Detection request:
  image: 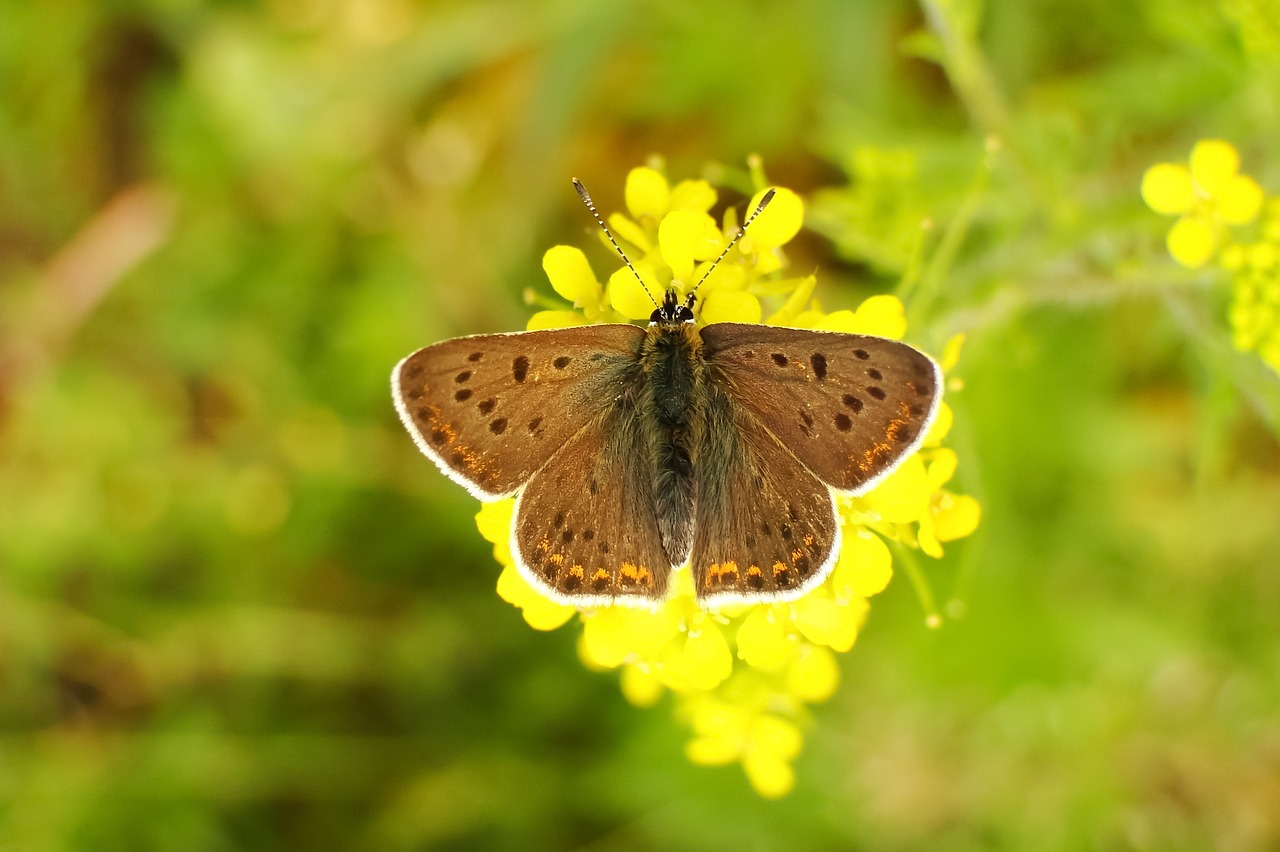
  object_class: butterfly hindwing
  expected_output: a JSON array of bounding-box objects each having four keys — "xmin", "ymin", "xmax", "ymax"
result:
[
  {"xmin": 691, "ymin": 387, "xmax": 840, "ymax": 605},
  {"xmin": 700, "ymin": 323, "xmax": 942, "ymax": 494},
  {"xmin": 392, "ymin": 324, "xmax": 645, "ymax": 499},
  {"xmin": 511, "ymin": 403, "xmax": 671, "ymax": 606}
]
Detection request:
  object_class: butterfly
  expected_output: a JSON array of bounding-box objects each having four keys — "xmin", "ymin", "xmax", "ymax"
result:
[{"xmin": 392, "ymin": 182, "xmax": 942, "ymax": 608}]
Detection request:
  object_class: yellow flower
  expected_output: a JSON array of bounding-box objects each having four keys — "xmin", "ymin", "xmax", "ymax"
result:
[
  {"xmin": 473, "ymin": 162, "xmax": 980, "ymax": 798},
  {"xmin": 1226, "ymin": 199, "xmax": 1280, "ymax": 374},
  {"xmin": 1139, "ymin": 146, "xmax": 1280, "ymax": 377},
  {"xmin": 480, "ymin": 500, "xmax": 577, "ymax": 630},
  {"xmin": 537, "ymin": 175, "xmax": 798, "ymax": 324},
  {"xmin": 1142, "ymin": 139, "xmax": 1264, "ymax": 268}
]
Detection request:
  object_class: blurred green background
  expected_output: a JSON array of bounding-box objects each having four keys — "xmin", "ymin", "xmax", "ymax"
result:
[{"xmin": 3, "ymin": 0, "xmax": 1280, "ymax": 849}]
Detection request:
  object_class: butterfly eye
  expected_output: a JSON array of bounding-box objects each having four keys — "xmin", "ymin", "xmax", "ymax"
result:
[
  {"xmin": 649, "ymin": 307, "xmax": 664, "ymax": 324},
  {"xmin": 676, "ymin": 305, "xmax": 695, "ymax": 323}
]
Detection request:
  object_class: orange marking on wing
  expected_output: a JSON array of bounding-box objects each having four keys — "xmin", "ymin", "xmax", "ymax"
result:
[
  {"xmin": 590, "ymin": 567, "xmax": 610, "ymax": 584},
  {"xmin": 803, "ymin": 534, "xmax": 815, "ymax": 547},
  {"xmin": 706, "ymin": 561, "xmax": 742, "ymax": 588},
  {"xmin": 548, "ymin": 553, "xmax": 564, "ymax": 567},
  {"xmin": 636, "ymin": 566, "xmax": 653, "ymax": 587},
  {"xmin": 568, "ymin": 564, "xmax": 585, "ymax": 580},
  {"xmin": 619, "ymin": 563, "xmax": 639, "ymax": 585},
  {"xmin": 421, "ymin": 403, "xmax": 494, "ymax": 480},
  {"xmin": 772, "ymin": 560, "xmax": 788, "ymax": 577},
  {"xmin": 747, "ymin": 565, "xmax": 763, "ymax": 580},
  {"xmin": 853, "ymin": 402, "xmax": 916, "ymax": 474},
  {"xmin": 791, "ymin": 548, "xmax": 803, "ymax": 563}
]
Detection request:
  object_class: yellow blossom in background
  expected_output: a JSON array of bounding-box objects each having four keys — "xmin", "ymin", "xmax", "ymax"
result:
[
  {"xmin": 1141, "ymin": 139, "xmax": 1263, "ymax": 268},
  {"xmin": 1223, "ymin": 199, "xmax": 1280, "ymax": 374},
  {"xmin": 478, "ymin": 163, "xmax": 980, "ymax": 797},
  {"xmin": 1144, "ymin": 141, "xmax": 1280, "ymax": 376}
]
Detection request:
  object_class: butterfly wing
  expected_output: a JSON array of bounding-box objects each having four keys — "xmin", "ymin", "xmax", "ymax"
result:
[
  {"xmin": 392, "ymin": 324, "xmax": 645, "ymax": 499},
  {"xmin": 511, "ymin": 400, "xmax": 672, "ymax": 607},
  {"xmin": 691, "ymin": 387, "xmax": 840, "ymax": 605},
  {"xmin": 699, "ymin": 323, "xmax": 942, "ymax": 494}
]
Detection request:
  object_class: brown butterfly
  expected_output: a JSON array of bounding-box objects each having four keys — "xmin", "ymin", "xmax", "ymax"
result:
[{"xmin": 392, "ymin": 182, "xmax": 941, "ymax": 608}]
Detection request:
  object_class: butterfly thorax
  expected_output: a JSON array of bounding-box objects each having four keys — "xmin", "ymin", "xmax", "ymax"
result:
[{"xmin": 639, "ymin": 311, "xmax": 705, "ymax": 566}]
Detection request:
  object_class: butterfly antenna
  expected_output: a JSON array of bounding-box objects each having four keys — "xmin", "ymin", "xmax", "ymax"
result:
[
  {"xmin": 572, "ymin": 178, "xmax": 660, "ymax": 310},
  {"xmin": 688, "ymin": 188, "xmax": 776, "ymax": 301}
]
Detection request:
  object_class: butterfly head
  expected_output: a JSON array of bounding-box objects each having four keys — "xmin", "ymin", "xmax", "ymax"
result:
[{"xmin": 650, "ymin": 289, "xmax": 696, "ymax": 327}]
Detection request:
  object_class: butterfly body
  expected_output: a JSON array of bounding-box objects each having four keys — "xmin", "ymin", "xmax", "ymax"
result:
[
  {"xmin": 637, "ymin": 315, "xmax": 705, "ymax": 568},
  {"xmin": 393, "ymin": 290, "xmax": 941, "ymax": 609}
]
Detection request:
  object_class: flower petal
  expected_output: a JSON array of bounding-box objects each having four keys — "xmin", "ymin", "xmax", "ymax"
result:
[
  {"xmin": 607, "ymin": 263, "xmax": 665, "ymax": 320},
  {"xmin": 542, "ymin": 245, "xmax": 600, "ymax": 305},
  {"xmin": 700, "ymin": 288, "xmax": 762, "ymax": 324},
  {"xmin": 853, "ymin": 294, "xmax": 907, "ymax": 339},
  {"xmin": 1141, "ymin": 163, "xmax": 1194, "ymax": 215},
  {"xmin": 924, "ymin": 401, "xmax": 954, "ymax": 445},
  {"xmin": 625, "ymin": 166, "xmax": 670, "ymax": 221},
  {"xmin": 1167, "ymin": 215, "xmax": 1217, "ymax": 269},
  {"xmin": 669, "ymin": 178, "xmax": 717, "ymax": 212},
  {"xmin": 934, "ymin": 492, "xmax": 982, "ymax": 541},
  {"xmin": 495, "ymin": 564, "xmax": 576, "ymax": 630},
  {"xmin": 660, "ymin": 209, "xmax": 724, "ymax": 284},
  {"xmin": 1190, "ymin": 139, "xmax": 1240, "ymax": 195},
  {"xmin": 791, "ymin": 593, "xmax": 860, "ymax": 652},
  {"xmin": 940, "ymin": 333, "xmax": 966, "ymax": 371},
  {"xmin": 748, "ymin": 187, "xmax": 804, "ymax": 248},
  {"xmin": 917, "ymin": 513, "xmax": 944, "ymax": 559},
  {"xmin": 526, "ymin": 310, "xmax": 588, "ymax": 330},
  {"xmin": 743, "ymin": 752, "xmax": 796, "ymax": 799},
  {"xmin": 676, "ymin": 623, "xmax": 734, "ymax": 690},
  {"xmin": 620, "ymin": 664, "xmax": 665, "ymax": 707},
  {"xmin": 786, "ymin": 645, "xmax": 840, "ymax": 702},
  {"xmin": 607, "ymin": 213, "xmax": 652, "ymax": 254},
  {"xmin": 862, "ymin": 454, "xmax": 931, "ymax": 523},
  {"xmin": 687, "ymin": 734, "xmax": 742, "ymax": 766},
  {"xmin": 926, "ymin": 448, "xmax": 959, "ymax": 489},
  {"xmin": 749, "ymin": 714, "xmax": 803, "ymax": 761},
  {"xmin": 1219, "ymin": 175, "xmax": 1264, "ymax": 225},
  {"xmin": 581, "ymin": 605, "xmax": 679, "ymax": 667},
  {"xmin": 475, "ymin": 499, "xmax": 514, "ymax": 544},
  {"xmin": 687, "ymin": 698, "xmax": 748, "ymax": 764},
  {"xmin": 832, "ymin": 530, "xmax": 893, "ymax": 598},
  {"xmin": 736, "ymin": 607, "xmax": 794, "ymax": 673},
  {"xmin": 812, "ymin": 310, "xmax": 859, "ymax": 333}
]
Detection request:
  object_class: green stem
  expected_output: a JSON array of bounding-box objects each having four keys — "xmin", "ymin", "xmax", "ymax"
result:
[
  {"xmin": 891, "ymin": 541, "xmax": 943, "ymax": 629},
  {"xmin": 920, "ymin": 0, "xmax": 1011, "ymax": 140},
  {"xmin": 909, "ymin": 144, "xmax": 994, "ymax": 326},
  {"xmin": 893, "ymin": 219, "xmax": 934, "ymax": 304}
]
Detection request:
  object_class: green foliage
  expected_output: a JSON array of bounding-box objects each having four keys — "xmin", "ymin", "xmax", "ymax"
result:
[{"xmin": 1, "ymin": 0, "xmax": 1278, "ymax": 849}]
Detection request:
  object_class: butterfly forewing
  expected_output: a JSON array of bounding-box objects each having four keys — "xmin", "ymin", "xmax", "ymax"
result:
[
  {"xmin": 512, "ymin": 403, "xmax": 671, "ymax": 607},
  {"xmin": 691, "ymin": 388, "xmax": 839, "ymax": 604},
  {"xmin": 700, "ymin": 324, "xmax": 942, "ymax": 494},
  {"xmin": 393, "ymin": 324, "xmax": 645, "ymax": 498}
]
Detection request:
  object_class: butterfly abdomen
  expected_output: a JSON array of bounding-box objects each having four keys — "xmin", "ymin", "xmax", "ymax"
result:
[{"xmin": 641, "ymin": 324, "xmax": 706, "ymax": 566}]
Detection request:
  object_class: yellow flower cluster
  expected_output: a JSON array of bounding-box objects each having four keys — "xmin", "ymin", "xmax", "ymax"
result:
[
  {"xmin": 1222, "ymin": 199, "xmax": 1280, "ymax": 373},
  {"xmin": 1141, "ymin": 139, "xmax": 1263, "ymax": 269},
  {"xmin": 1143, "ymin": 140, "xmax": 1280, "ymax": 374},
  {"xmin": 478, "ymin": 165, "xmax": 980, "ymax": 797},
  {"xmin": 535, "ymin": 165, "xmax": 803, "ymax": 330}
]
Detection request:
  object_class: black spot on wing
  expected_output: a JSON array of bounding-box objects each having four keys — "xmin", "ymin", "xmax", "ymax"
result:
[{"xmin": 810, "ymin": 353, "xmax": 827, "ymax": 379}]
